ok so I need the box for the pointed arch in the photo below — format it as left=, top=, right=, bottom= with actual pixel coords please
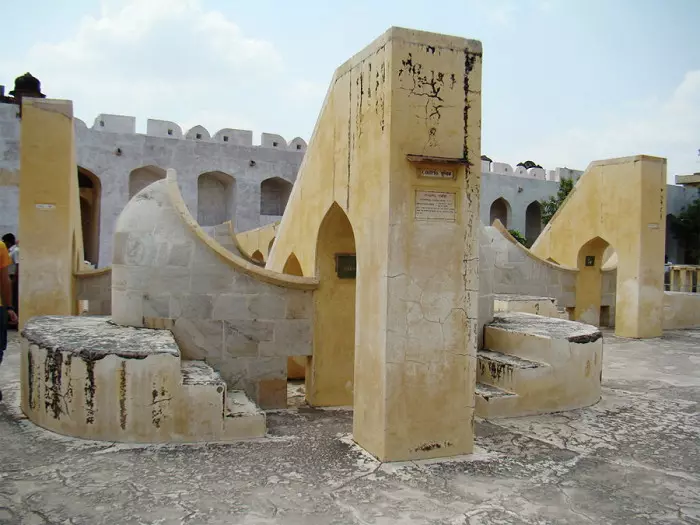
left=268, top=237, right=276, bottom=255
left=129, top=165, right=166, bottom=199
left=260, top=177, right=293, bottom=216
left=197, top=171, right=236, bottom=226
left=489, top=197, right=511, bottom=228
left=251, top=250, right=264, bottom=263
left=78, top=167, right=101, bottom=265
left=575, top=236, right=612, bottom=326
left=525, top=200, right=542, bottom=245
left=282, top=253, right=303, bottom=276
left=308, top=202, right=357, bottom=406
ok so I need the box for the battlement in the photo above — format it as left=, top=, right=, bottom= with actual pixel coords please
left=72, top=113, right=308, bottom=152
left=480, top=158, right=584, bottom=183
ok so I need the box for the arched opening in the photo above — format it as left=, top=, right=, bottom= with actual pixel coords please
left=489, top=197, right=511, bottom=228
left=129, top=165, right=166, bottom=199
left=251, top=250, right=264, bottom=263
left=282, top=253, right=307, bottom=383
left=260, top=177, right=293, bottom=217
left=197, top=171, right=236, bottom=226
left=283, top=253, right=303, bottom=276
left=78, top=167, right=101, bottom=266
left=308, top=202, right=356, bottom=406
left=525, top=201, right=542, bottom=245
left=268, top=237, right=275, bottom=255
left=575, top=236, right=611, bottom=326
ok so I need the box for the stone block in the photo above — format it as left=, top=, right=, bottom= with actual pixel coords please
left=273, top=319, right=312, bottom=345
left=112, top=232, right=128, bottom=265
left=172, top=317, right=223, bottom=360
left=248, top=294, right=286, bottom=319
left=285, top=291, right=312, bottom=319
left=112, top=289, right=144, bottom=327
left=257, top=378, right=287, bottom=409
left=149, top=267, right=191, bottom=294
left=223, top=320, right=274, bottom=343
left=246, top=357, right=286, bottom=380
left=170, top=293, right=213, bottom=319
left=143, top=294, right=171, bottom=318
left=223, top=322, right=263, bottom=357
left=168, top=242, right=194, bottom=267
left=211, top=294, right=253, bottom=321
left=143, top=317, right=175, bottom=330
left=191, top=266, right=236, bottom=294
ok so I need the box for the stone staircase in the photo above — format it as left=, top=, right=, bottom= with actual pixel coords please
left=475, top=312, right=603, bottom=418
left=21, top=316, right=266, bottom=443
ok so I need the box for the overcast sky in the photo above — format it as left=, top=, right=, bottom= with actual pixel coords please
left=1, top=0, right=699, bottom=180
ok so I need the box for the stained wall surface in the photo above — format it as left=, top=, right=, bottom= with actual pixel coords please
left=267, top=27, right=482, bottom=462
left=111, top=173, right=318, bottom=409
left=18, top=99, right=84, bottom=327
left=531, top=156, right=666, bottom=338
left=663, top=292, right=700, bottom=329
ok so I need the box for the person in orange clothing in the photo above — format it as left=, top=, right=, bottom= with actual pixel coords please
left=0, top=238, right=19, bottom=402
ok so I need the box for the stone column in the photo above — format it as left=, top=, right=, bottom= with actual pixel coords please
left=18, top=99, right=81, bottom=326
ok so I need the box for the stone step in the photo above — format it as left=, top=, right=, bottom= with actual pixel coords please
left=476, top=312, right=603, bottom=418
left=475, top=382, right=516, bottom=400
left=180, top=360, right=226, bottom=388
left=224, top=390, right=267, bottom=438
left=477, top=348, right=550, bottom=396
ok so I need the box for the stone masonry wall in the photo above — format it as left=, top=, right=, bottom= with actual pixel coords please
left=111, top=176, right=315, bottom=409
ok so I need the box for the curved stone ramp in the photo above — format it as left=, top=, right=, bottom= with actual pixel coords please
left=476, top=312, right=603, bottom=418
left=112, top=171, right=318, bottom=409
left=20, top=316, right=265, bottom=443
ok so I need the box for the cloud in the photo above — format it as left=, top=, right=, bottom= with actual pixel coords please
left=524, top=70, right=700, bottom=179
left=0, top=0, right=307, bottom=139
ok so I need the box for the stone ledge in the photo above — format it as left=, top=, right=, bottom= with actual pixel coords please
left=489, top=312, right=601, bottom=344
left=22, top=316, right=180, bottom=360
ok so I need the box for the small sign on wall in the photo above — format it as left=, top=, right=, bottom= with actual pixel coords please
left=415, top=190, right=456, bottom=222
left=420, top=168, right=454, bottom=180
left=335, top=254, right=356, bottom=279
left=585, top=256, right=596, bottom=267
left=35, top=203, right=56, bottom=210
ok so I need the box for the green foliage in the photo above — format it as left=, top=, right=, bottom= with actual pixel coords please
left=540, top=177, right=574, bottom=226
left=669, top=198, right=700, bottom=263
left=508, top=229, right=528, bottom=246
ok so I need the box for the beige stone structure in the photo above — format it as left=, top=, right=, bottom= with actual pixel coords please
left=476, top=312, right=603, bottom=418
left=266, top=27, right=483, bottom=461
left=531, top=156, right=667, bottom=338
left=21, top=316, right=264, bottom=442
left=111, top=171, right=318, bottom=409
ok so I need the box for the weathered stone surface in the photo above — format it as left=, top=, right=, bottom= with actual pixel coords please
left=0, top=329, right=698, bottom=523
left=21, top=316, right=179, bottom=360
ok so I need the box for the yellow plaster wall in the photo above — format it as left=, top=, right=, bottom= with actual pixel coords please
left=531, top=156, right=666, bottom=338
left=267, top=27, right=482, bottom=461
left=18, top=99, right=84, bottom=326
left=235, top=221, right=279, bottom=261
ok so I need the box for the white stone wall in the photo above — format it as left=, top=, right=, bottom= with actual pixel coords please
left=0, top=104, right=306, bottom=266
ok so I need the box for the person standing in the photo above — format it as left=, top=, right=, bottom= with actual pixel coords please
left=0, top=237, right=19, bottom=402
left=2, top=234, right=18, bottom=326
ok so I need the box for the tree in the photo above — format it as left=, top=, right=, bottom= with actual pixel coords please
left=540, top=177, right=574, bottom=226
left=508, top=229, right=528, bottom=246
left=669, top=198, right=700, bottom=264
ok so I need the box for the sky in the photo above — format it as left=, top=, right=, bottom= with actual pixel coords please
left=1, top=0, right=699, bottom=180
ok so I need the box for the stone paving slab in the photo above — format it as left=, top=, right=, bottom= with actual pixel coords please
left=0, top=329, right=698, bottom=524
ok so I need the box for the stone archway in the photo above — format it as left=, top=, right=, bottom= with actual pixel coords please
left=308, top=203, right=356, bottom=406
left=490, top=197, right=511, bottom=228
left=575, top=236, right=611, bottom=326
left=525, top=201, right=542, bottom=245
left=78, top=167, right=101, bottom=266
left=260, top=177, right=293, bottom=217
left=129, top=165, right=166, bottom=199
left=197, top=171, right=236, bottom=226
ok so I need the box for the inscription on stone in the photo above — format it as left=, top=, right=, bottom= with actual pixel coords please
left=420, top=168, right=454, bottom=180
left=415, top=190, right=456, bottom=222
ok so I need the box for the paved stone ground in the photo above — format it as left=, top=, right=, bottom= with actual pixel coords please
left=1, top=329, right=699, bottom=524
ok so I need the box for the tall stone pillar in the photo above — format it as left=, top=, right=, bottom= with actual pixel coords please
left=18, top=99, right=81, bottom=326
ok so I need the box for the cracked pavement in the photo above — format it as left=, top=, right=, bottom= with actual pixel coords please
left=1, top=329, right=699, bottom=524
